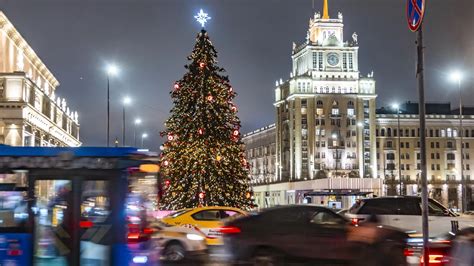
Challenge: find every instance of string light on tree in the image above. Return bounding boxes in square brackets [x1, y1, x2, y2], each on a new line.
[174, 83, 180, 90]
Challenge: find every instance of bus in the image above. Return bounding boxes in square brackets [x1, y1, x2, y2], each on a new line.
[0, 146, 160, 265]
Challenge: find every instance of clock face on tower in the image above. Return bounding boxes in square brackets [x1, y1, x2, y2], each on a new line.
[327, 53, 339, 66]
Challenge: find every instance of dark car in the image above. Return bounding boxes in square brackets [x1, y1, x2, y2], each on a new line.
[222, 205, 408, 266]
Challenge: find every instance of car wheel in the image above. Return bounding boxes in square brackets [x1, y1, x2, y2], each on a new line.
[163, 242, 186, 262]
[252, 248, 282, 266]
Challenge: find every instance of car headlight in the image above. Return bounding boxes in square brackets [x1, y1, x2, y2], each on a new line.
[186, 233, 205, 241]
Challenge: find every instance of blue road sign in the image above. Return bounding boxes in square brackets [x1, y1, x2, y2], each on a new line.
[407, 0, 425, 32]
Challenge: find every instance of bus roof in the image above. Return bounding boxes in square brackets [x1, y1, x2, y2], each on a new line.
[0, 145, 152, 158]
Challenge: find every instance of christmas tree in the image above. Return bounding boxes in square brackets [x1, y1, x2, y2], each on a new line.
[159, 28, 252, 210]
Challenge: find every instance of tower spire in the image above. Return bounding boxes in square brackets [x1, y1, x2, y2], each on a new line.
[322, 0, 329, 19]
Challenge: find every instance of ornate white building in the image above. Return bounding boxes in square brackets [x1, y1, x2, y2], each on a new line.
[0, 11, 81, 147]
[243, 2, 473, 210]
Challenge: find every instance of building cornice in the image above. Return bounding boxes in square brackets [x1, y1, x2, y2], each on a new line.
[0, 11, 59, 88]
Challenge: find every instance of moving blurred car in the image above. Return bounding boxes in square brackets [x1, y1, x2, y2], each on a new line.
[161, 206, 246, 245]
[150, 221, 207, 262]
[222, 205, 408, 265]
[346, 196, 474, 237]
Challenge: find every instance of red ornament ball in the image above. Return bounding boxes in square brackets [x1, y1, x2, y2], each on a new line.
[167, 134, 173, 141]
[231, 106, 237, 112]
[163, 160, 169, 167]
[198, 192, 205, 199]
[198, 128, 204, 135]
[199, 62, 205, 68]
[207, 95, 213, 101]
[233, 130, 239, 136]
[174, 83, 180, 90]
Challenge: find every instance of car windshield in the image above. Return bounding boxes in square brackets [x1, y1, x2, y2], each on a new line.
[166, 209, 190, 218]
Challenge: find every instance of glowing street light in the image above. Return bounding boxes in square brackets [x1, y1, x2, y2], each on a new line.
[449, 70, 467, 212]
[105, 64, 119, 147]
[141, 133, 148, 147]
[134, 118, 142, 147]
[122, 96, 131, 146]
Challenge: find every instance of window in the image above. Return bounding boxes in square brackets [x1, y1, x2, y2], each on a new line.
[447, 141, 454, 149]
[441, 129, 446, 137]
[310, 211, 345, 225]
[386, 141, 393, 148]
[417, 153, 420, 160]
[381, 129, 385, 136]
[437, 164, 440, 170]
[401, 142, 405, 148]
[406, 153, 410, 160]
[447, 128, 452, 138]
[347, 108, 354, 116]
[406, 142, 410, 148]
[348, 53, 353, 69]
[386, 153, 395, 160]
[436, 142, 440, 148]
[431, 142, 434, 148]
[436, 153, 440, 160]
[312, 52, 318, 69]
[358, 199, 419, 215]
[411, 129, 416, 137]
[431, 153, 435, 160]
[428, 200, 449, 217]
[332, 108, 339, 115]
[191, 210, 235, 221]
[447, 154, 455, 160]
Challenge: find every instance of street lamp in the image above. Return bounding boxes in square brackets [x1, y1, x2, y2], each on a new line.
[122, 96, 131, 146]
[134, 118, 142, 147]
[450, 70, 467, 212]
[106, 64, 119, 147]
[392, 103, 402, 195]
[141, 133, 148, 148]
[332, 133, 338, 178]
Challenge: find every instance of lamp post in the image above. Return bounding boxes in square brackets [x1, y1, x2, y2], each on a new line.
[141, 133, 148, 148]
[357, 122, 365, 178]
[122, 96, 131, 146]
[450, 71, 466, 212]
[332, 133, 338, 178]
[392, 103, 402, 195]
[134, 118, 142, 147]
[106, 64, 118, 147]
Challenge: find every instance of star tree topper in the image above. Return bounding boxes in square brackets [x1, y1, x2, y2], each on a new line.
[195, 9, 211, 28]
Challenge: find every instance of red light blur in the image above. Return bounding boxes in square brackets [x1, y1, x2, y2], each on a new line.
[404, 248, 415, 257]
[7, 250, 22, 256]
[79, 221, 94, 228]
[143, 228, 155, 234]
[219, 226, 241, 234]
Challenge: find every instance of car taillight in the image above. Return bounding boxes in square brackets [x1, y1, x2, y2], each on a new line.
[404, 248, 415, 257]
[351, 218, 364, 226]
[219, 226, 241, 234]
[143, 227, 155, 235]
[419, 253, 449, 265]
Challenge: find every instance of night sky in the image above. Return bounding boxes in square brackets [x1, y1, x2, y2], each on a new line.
[0, 0, 472, 149]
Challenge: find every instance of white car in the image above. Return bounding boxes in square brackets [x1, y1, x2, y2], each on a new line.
[150, 221, 208, 262]
[345, 196, 474, 238]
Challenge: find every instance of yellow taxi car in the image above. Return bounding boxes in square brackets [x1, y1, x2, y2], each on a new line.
[161, 206, 247, 245]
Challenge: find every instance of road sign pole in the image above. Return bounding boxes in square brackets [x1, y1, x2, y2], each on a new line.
[416, 25, 430, 266]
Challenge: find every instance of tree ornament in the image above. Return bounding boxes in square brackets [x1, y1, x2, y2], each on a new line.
[167, 134, 174, 141]
[198, 191, 205, 199]
[199, 62, 205, 68]
[207, 95, 213, 102]
[198, 128, 204, 135]
[174, 83, 180, 90]
[229, 87, 233, 92]
[231, 106, 237, 112]
[233, 130, 239, 136]
[163, 160, 169, 167]
[216, 155, 222, 161]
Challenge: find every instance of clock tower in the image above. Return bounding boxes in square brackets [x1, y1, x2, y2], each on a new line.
[274, 0, 377, 183]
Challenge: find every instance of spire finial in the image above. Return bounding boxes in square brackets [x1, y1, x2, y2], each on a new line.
[322, 0, 329, 19]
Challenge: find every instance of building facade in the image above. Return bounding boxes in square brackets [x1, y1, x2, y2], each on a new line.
[243, 4, 473, 210]
[0, 11, 81, 147]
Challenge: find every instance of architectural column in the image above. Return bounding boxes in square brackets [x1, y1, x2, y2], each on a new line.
[4, 123, 22, 146]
